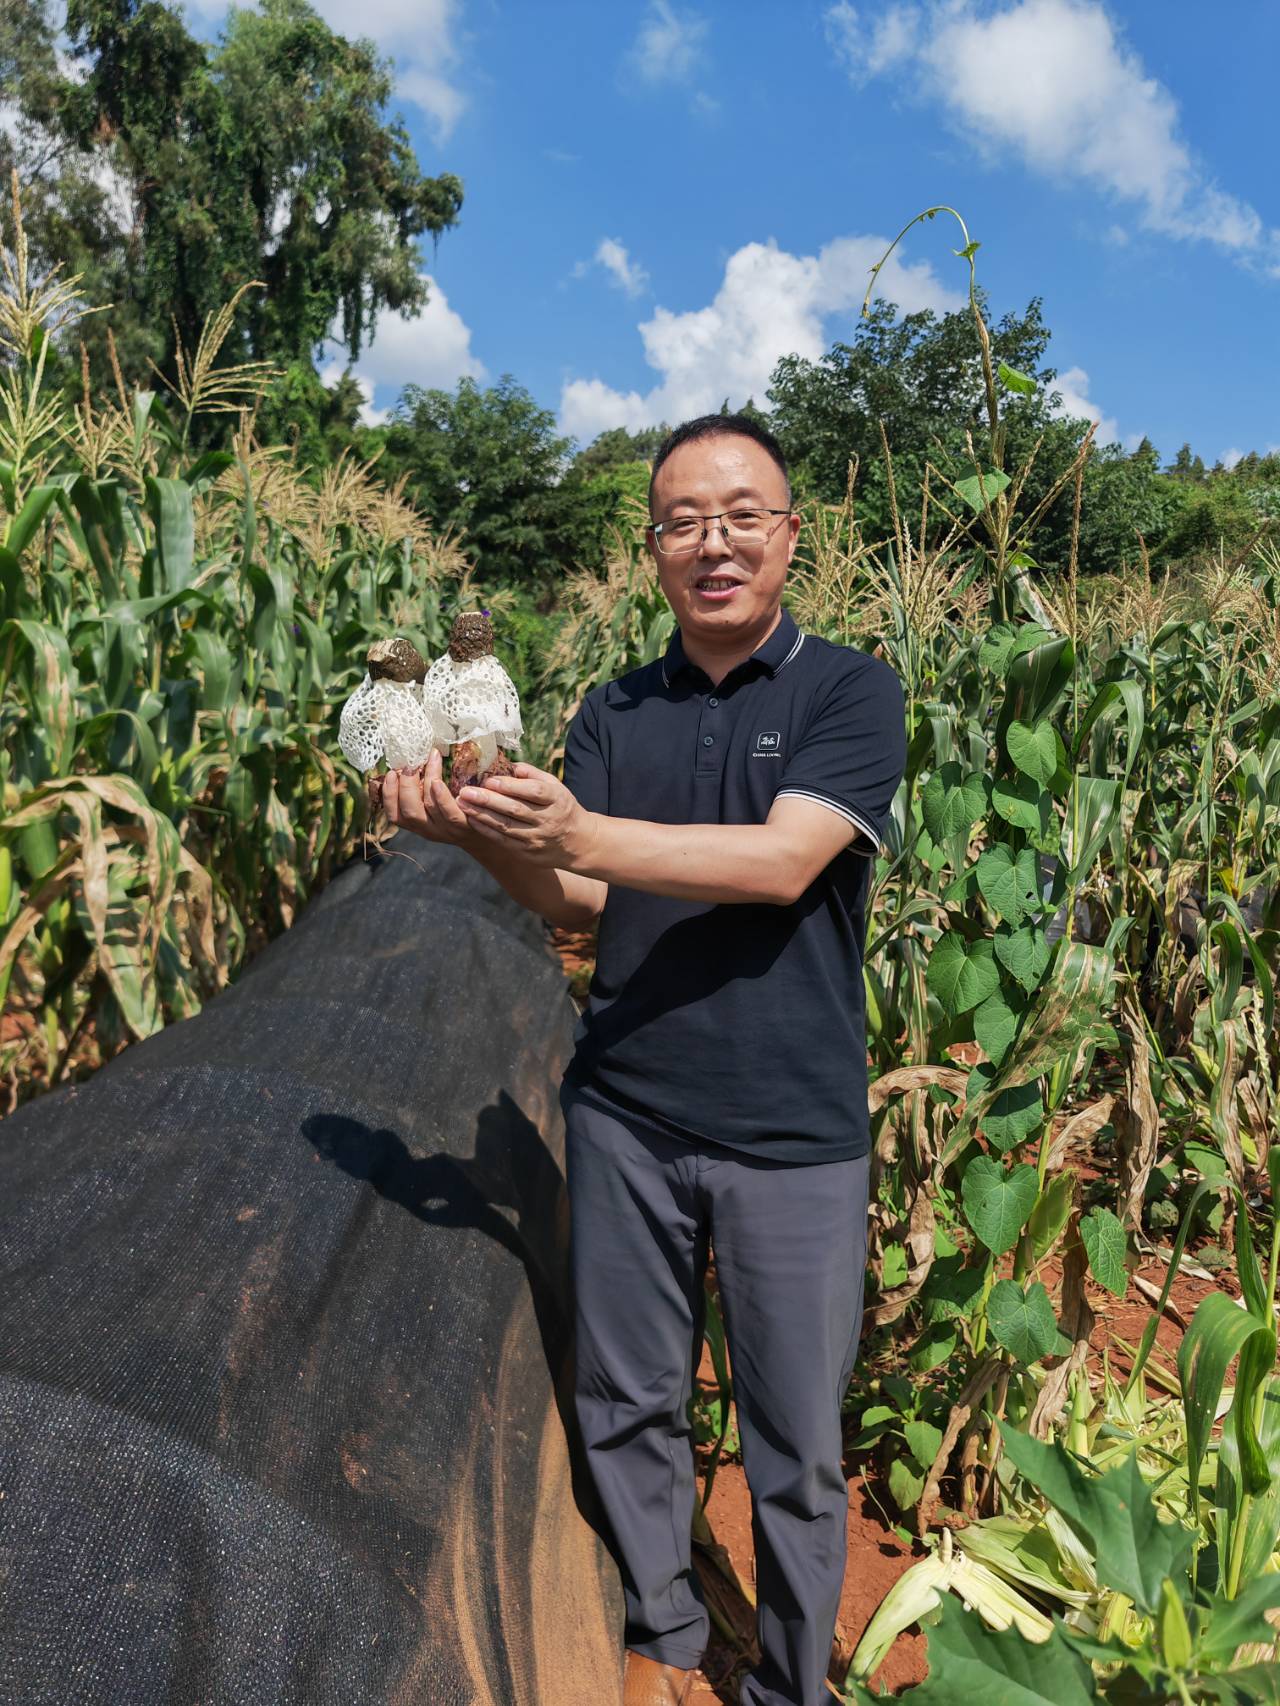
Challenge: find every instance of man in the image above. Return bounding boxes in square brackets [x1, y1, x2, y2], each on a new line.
[382, 414, 906, 1706]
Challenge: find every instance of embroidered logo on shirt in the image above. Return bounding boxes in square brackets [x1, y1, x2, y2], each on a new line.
[754, 730, 782, 757]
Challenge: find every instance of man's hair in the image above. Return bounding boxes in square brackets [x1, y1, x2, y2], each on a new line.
[648, 413, 790, 517]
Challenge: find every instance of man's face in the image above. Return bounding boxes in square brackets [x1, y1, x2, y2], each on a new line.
[646, 434, 801, 646]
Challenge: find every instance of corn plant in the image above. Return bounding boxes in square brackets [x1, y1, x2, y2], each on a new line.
[0, 176, 469, 1098]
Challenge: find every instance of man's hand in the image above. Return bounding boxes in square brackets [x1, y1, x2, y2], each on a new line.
[380, 749, 487, 849]
[456, 763, 597, 867]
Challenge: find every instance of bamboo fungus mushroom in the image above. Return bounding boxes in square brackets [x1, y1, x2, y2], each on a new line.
[420, 611, 524, 796]
[337, 635, 451, 815]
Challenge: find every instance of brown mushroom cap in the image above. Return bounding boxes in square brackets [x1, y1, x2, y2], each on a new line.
[447, 610, 494, 663]
[368, 636, 428, 683]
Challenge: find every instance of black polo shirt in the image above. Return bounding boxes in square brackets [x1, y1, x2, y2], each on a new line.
[560, 605, 906, 1164]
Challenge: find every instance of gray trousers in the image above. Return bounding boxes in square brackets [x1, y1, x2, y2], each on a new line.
[561, 1084, 871, 1706]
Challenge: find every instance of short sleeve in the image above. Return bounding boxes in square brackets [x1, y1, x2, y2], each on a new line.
[774, 656, 906, 855]
[561, 688, 610, 814]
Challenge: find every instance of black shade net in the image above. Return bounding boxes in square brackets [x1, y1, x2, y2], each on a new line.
[0, 835, 623, 1705]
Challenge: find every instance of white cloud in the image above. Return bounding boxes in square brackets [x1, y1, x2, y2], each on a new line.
[824, 1, 1280, 271]
[179, 0, 467, 140]
[576, 237, 650, 298]
[1220, 447, 1244, 471]
[629, 0, 709, 84]
[320, 275, 484, 424]
[559, 233, 960, 443]
[1048, 364, 1120, 447]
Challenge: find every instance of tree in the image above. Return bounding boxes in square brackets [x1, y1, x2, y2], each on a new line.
[2, 0, 463, 443]
[381, 375, 628, 588]
[767, 294, 1085, 548]
[573, 424, 667, 472]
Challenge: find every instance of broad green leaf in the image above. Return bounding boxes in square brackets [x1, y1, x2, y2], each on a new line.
[1080, 1209, 1127, 1297]
[1193, 1664, 1280, 1705]
[909, 1324, 958, 1372]
[993, 923, 1051, 992]
[922, 763, 989, 842]
[927, 932, 1000, 1016]
[903, 1592, 1098, 1705]
[904, 1419, 944, 1468]
[954, 468, 1011, 513]
[973, 986, 1022, 1067]
[998, 361, 1037, 394]
[1196, 1570, 1280, 1667]
[962, 1157, 1039, 1255]
[982, 1080, 1044, 1152]
[888, 1455, 925, 1510]
[921, 1253, 986, 1323]
[979, 621, 1051, 675]
[998, 1425, 1193, 1616]
[988, 1279, 1058, 1365]
[991, 773, 1056, 847]
[1006, 719, 1058, 785]
[976, 845, 1041, 923]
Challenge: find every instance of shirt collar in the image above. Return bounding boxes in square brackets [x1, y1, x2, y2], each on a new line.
[661, 606, 802, 688]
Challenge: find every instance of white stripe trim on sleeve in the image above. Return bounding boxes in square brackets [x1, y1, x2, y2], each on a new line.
[774, 787, 881, 851]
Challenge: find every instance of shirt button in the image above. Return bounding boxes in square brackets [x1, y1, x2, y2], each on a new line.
[707, 696, 719, 707]
[702, 735, 714, 747]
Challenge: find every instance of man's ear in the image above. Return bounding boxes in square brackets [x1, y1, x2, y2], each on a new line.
[785, 510, 802, 562]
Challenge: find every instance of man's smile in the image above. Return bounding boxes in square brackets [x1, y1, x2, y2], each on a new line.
[692, 573, 744, 600]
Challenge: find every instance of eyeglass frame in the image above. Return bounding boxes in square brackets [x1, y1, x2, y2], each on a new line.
[648, 507, 794, 556]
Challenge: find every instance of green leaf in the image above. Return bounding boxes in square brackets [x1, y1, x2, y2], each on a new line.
[982, 1079, 1044, 1153]
[998, 361, 1037, 395]
[927, 932, 1000, 1017]
[988, 1279, 1058, 1365]
[976, 845, 1041, 923]
[2, 482, 60, 557]
[904, 1419, 944, 1468]
[1080, 1209, 1127, 1297]
[921, 1253, 986, 1324]
[888, 1455, 924, 1510]
[998, 1425, 1194, 1616]
[1215, 1374, 1280, 1589]
[973, 986, 1022, 1067]
[1006, 719, 1058, 785]
[1197, 1570, 1280, 1666]
[143, 476, 196, 593]
[909, 1323, 958, 1372]
[922, 763, 990, 842]
[962, 1157, 1039, 1255]
[954, 468, 1011, 513]
[993, 923, 1051, 992]
[991, 773, 1056, 848]
[905, 1592, 1098, 1704]
[1181, 1291, 1277, 1516]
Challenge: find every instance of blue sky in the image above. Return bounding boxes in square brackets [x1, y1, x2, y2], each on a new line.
[184, 0, 1278, 466]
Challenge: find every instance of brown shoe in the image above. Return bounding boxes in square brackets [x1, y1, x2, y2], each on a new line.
[623, 1648, 696, 1705]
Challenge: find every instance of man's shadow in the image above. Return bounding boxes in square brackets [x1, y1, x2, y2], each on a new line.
[299, 1090, 615, 1554]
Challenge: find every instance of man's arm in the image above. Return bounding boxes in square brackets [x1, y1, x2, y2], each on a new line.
[470, 839, 607, 927]
[459, 773, 863, 906]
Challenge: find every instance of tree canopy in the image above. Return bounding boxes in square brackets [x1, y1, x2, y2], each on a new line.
[3, 0, 462, 445]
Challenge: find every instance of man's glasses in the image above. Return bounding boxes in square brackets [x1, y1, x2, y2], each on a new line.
[650, 508, 792, 556]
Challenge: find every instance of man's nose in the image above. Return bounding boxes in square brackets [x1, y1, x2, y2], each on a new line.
[698, 519, 733, 559]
